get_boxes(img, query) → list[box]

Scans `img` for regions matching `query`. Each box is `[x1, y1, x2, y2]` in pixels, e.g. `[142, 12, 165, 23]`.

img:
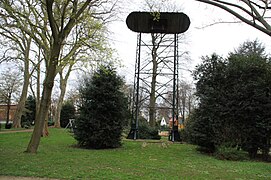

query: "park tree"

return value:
[74, 65, 128, 149]
[28, 48, 42, 130]
[230, 39, 267, 57]
[12, 36, 33, 128]
[188, 54, 227, 152]
[54, 18, 112, 128]
[0, 0, 117, 153]
[0, 68, 22, 128]
[226, 40, 271, 159]
[195, 0, 271, 36]
[188, 40, 271, 160]
[0, 12, 38, 128]
[27, 0, 99, 153]
[178, 80, 195, 125]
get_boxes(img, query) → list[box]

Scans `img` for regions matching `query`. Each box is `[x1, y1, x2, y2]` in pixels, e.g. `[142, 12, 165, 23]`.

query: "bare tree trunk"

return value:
[26, 69, 56, 152]
[54, 85, 66, 128]
[35, 53, 41, 125]
[13, 38, 32, 128]
[43, 107, 49, 137]
[13, 82, 28, 128]
[25, 43, 60, 153]
[25, 0, 91, 153]
[13, 67, 30, 128]
[54, 66, 71, 128]
[149, 68, 157, 127]
[5, 94, 11, 126]
[149, 34, 158, 127]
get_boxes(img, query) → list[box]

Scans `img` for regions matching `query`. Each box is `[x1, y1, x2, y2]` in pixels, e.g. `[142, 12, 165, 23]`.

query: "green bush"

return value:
[21, 95, 36, 127]
[74, 65, 128, 149]
[185, 110, 216, 153]
[138, 124, 161, 140]
[179, 129, 188, 142]
[214, 146, 249, 161]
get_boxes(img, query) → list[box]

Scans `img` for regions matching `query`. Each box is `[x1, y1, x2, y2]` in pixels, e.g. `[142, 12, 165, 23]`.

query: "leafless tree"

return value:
[0, 68, 22, 127]
[178, 80, 195, 124]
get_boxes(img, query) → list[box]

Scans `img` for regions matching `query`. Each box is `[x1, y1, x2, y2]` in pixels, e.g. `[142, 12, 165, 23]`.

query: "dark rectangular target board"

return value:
[126, 12, 190, 34]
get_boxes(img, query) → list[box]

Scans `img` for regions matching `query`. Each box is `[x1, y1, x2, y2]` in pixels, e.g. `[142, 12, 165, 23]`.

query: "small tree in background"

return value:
[0, 68, 22, 129]
[21, 95, 36, 128]
[60, 101, 75, 128]
[74, 65, 128, 149]
[137, 116, 161, 140]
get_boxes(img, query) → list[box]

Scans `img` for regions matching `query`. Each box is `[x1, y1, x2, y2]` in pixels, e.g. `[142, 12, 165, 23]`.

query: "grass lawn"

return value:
[0, 126, 31, 132]
[0, 129, 270, 179]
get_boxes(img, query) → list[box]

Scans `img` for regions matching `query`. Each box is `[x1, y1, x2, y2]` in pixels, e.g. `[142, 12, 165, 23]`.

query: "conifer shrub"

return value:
[21, 95, 36, 128]
[73, 65, 128, 149]
[137, 117, 161, 140]
[60, 101, 75, 128]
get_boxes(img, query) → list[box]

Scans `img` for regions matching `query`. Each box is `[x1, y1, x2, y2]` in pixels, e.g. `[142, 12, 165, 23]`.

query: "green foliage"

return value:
[188, 40, 271, 159]
[230, 39, 267, 58]
[60, 101, 75, 128]
[186, 109, 216, 153]
[225, 54, 271, 159]
[135, 116, 161, 140]
[138, 124, 161, 140]
[126, 117, 161, 140]
[74, 65, 129, 149]
[214, 146, 249, 161]
[21, 95, 36, 128]
[187, 54, 226, 152]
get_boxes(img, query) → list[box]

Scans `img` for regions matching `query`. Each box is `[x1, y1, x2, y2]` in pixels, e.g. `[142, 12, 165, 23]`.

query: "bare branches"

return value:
[61, 0, 91, 39]
[249, 0, 271, 9]
[196, 20, 243, 29]
[195, 0, 271, 36]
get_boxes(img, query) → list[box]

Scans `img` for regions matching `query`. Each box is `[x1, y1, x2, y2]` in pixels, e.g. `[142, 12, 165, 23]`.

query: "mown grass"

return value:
[0, 128, 270, 179]
[0, 126, 30, 132]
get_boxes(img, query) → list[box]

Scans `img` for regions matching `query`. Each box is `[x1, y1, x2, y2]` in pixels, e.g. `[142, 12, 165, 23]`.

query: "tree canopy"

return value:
[187, 40, 271, 160]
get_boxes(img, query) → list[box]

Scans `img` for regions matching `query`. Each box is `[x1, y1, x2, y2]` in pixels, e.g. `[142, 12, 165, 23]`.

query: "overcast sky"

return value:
[108, 0, 271, 83]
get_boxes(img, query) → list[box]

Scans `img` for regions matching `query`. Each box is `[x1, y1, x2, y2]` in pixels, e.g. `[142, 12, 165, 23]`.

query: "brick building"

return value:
[0, 104, 17, 123]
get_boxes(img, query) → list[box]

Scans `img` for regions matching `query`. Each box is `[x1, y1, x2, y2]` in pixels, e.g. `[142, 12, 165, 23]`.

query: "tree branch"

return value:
[195, 0, 271, 36]
[45, 0, 59, 39]
[62, 0, 92, 39]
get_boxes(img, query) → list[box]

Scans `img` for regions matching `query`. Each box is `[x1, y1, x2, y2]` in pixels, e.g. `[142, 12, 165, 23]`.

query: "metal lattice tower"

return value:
[126, 12, 190, 141]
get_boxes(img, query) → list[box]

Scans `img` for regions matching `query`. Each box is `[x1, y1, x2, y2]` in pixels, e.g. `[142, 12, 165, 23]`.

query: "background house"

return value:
[0, 104, 17, 124]
[169, 116, 184, 129]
